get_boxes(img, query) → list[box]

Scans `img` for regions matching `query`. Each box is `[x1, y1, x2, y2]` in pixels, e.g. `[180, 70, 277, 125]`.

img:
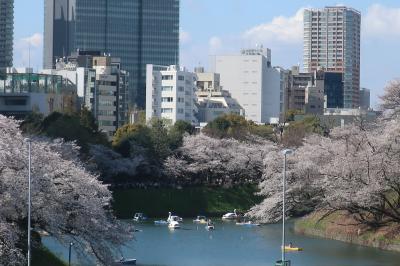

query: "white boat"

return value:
[167, 212, 183, 223]
[133, 213, 147, 222]
[114, 258, 137, 265]
[205, 225, 215, 230]
[193, 215, 207, 224]
[205, 223, 215, 230]
[222, 209, 238, 220]
[168, 221, 180, 229]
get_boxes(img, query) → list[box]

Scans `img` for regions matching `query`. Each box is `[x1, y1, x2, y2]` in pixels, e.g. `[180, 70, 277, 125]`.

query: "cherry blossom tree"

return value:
[380, 79, 400, 118]
[249, 118, 400, 228]
[165, 134, 276, 185]
[0, 115, 132, 265]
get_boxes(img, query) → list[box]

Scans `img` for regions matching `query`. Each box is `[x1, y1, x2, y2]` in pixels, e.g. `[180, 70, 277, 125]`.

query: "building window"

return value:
[162, 75, 173, 80]
[161, 108, 173, 113]
[5, 98, 27, 106]
[161, 97, 174, 102]
[178, 76, 185, 81]
[177, 97, 184, 102]
[178, 87, 184, 92]
[98, 110, 115, 116]
[178, 108, 184, 114]
[161, 86, 173, 92]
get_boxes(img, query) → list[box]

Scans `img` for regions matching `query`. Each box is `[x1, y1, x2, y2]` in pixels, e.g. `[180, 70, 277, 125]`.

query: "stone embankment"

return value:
[295, 211, 400, 252]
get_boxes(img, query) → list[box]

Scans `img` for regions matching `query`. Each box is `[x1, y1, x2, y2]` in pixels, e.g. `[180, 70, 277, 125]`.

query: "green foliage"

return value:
[172, 120, 195, 135]
[203, 113, 277, 141]
[112, 185, 262, 218]
[203, 114, 249, 139]
[20, 112, 44, 135]
[112, 119, 194, 163]
[42, 112, 108, 151]
[79, 107, 99, 133]
[248, 122, 276, 142]
[283, 115, 325, 147]
[136, 110, 146, 125]
[21, 110, 109, 152]
[288, 116, 324, 137]
[113, 124, 150, 148]
[149, 118, 172, 161]
[168, 120, 195, 150]
[285, 109, 304, 122]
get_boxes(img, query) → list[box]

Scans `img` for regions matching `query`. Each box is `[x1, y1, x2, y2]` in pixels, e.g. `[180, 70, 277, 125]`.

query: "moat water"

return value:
[43, 219, 400, 266]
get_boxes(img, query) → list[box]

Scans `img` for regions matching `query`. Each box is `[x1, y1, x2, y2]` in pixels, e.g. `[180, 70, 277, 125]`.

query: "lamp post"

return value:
[281, 149, 293, 266]
[26, 138, 32, 266]
[68, 242, 74, 266]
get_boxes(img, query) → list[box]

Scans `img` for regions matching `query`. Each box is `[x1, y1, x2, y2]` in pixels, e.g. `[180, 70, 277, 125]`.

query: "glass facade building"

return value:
[44, 0, 179, 108]
[324, 72, 344, 108]
[303, 6, 361, 108]
[0, 0, 13, 70]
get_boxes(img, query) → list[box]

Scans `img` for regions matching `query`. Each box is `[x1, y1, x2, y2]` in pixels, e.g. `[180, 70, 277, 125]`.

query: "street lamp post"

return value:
[68, 242, 74, 266]
[280, 149, 293, 266]
[26, 138, 32, 266]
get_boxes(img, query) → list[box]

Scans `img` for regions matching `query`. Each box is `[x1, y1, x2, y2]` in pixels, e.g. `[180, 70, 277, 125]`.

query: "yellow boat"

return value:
[283, 246, 303, 251]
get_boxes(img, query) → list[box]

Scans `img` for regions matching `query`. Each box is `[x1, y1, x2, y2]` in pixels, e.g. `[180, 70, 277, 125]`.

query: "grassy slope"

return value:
[32, 245, 67, 266]
[295, 211, 400, 252]
[112, 185, 262, 219]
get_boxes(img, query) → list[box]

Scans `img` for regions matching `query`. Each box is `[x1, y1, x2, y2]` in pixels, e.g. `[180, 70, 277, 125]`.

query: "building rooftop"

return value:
[305, 6, 361, 15]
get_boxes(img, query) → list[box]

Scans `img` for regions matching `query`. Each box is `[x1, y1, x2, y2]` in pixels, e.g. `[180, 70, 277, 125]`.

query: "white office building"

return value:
[146, 65, 198, 125]
[210, 47, 281, 124]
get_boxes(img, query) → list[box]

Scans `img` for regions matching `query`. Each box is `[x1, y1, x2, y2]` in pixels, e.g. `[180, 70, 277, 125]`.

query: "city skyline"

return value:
[12, 0, 400, 108]
[43, 0, 179, 108]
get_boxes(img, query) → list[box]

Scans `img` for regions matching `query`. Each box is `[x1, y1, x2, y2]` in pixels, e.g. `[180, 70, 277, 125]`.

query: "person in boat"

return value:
[207, 219, 213, 226]
[288, 242, 293, 248]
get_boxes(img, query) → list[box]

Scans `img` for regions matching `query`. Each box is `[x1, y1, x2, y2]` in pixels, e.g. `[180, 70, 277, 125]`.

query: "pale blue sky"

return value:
[13, 0, 400, 107]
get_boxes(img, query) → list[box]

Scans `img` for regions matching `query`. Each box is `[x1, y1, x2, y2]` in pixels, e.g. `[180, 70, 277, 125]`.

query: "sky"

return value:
[13, 0, 400, 108]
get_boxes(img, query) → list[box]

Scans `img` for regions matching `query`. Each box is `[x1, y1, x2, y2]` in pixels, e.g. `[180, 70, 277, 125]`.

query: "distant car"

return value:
[133, 213, 147, 222]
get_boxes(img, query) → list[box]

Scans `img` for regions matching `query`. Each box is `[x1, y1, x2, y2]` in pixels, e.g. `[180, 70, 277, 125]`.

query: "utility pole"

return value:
[27, 138, 32, 266]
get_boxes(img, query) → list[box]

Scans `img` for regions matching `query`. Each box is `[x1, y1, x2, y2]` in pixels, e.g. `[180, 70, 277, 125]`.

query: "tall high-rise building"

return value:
[303, 6, 361, 108]
[0, 0, 14, 70]
[43, 0, 180, 108]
